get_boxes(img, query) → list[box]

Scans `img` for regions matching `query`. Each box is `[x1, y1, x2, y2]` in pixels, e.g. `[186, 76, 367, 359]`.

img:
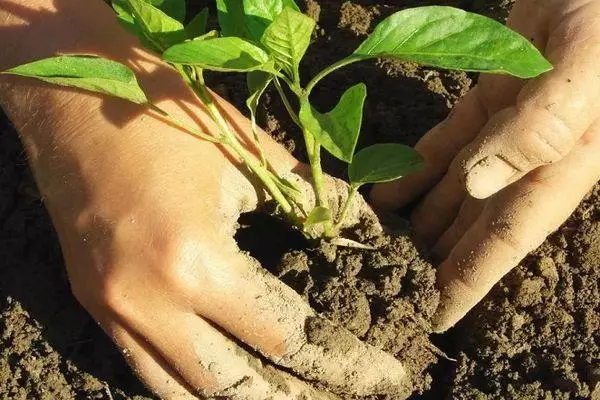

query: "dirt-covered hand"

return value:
[0, 0, 410, 397]
[371, 0, 600, 332]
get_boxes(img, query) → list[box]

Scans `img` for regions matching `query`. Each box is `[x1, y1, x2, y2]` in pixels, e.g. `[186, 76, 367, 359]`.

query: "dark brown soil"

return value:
[1, 0, 599, 399]
[236, 210, 440, 398]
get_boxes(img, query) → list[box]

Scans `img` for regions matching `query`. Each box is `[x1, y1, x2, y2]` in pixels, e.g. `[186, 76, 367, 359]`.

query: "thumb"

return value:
[460, 10, 600, 199]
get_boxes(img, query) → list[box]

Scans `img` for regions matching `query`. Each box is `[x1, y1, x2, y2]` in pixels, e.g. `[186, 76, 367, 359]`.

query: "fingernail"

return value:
[465, 156, 516, 199]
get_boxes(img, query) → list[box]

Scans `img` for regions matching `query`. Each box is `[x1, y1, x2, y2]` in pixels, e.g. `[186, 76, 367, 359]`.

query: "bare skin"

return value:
[372, 0, 600, 332]
[0, 0, 408, 398]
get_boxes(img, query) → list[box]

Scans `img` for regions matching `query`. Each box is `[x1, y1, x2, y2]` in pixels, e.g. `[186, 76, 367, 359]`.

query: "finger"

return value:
[106, 324, 198, 400]
[433, 121, 600, 332]
[411, 161, 467, 247]
[193, 241, 410, 398]
[370, 86, 488, 210]
[118, 302, 335, 400]
[461, 1, 600, 199]
[432, 196, 486, 259]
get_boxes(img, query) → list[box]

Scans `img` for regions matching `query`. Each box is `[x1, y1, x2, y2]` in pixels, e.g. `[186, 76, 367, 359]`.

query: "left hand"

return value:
[371, 0, 600, 332]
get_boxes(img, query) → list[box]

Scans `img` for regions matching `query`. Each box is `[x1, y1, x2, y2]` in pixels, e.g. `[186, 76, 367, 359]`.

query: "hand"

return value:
[371, 0, 600, 332]
[0, 0, 409, 397]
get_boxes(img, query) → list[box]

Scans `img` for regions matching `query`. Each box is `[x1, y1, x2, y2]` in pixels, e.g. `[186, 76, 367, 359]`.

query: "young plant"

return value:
[2, 0, 552, 240]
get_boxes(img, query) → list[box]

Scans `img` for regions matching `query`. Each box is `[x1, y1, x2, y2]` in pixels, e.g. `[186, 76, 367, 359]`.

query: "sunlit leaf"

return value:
[124, 0, 186, 51]
[163, 37, 272, 72]
[261, 8, 315, 81]
[353, 6, 552, 78]
[243, 0, 300, 41]
[299, 83, 367, 163]
[348, 144, 424, 186]
[2, 55, 148, 104]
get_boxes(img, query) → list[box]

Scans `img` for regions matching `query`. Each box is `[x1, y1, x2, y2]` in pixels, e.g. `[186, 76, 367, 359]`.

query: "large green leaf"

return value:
[261, 8, 315, 82]
[185, 8, 209, 39]
[163, 37, 272, 72]
[243, 0, 300, 41]
[299, 83, 367, 163]
[125, 0, 186, 51]
[216, 0, 252, 39]
[348, 144, 424, 186]
[2, 55, 148, 104]
[353, 6, 552, 78]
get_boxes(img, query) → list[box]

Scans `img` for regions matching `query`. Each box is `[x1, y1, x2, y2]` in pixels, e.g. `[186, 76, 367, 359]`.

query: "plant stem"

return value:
[304, 56, 361, 95]
[334, 184, 359, 232]
[273, 78, 301, 128]
[174, 65, 299, 222]
[148, 103, 220, 143]
[306, 138, 334, 237]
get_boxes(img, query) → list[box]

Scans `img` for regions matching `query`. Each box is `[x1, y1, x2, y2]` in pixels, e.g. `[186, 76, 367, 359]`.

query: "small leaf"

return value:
[246, 71, 273, 118]
[125, 0, 186, 51]
[243, 0, 300, 41]
[114, 0, 186, 22]
[353, 6, 551, 78]
[304, 206, 331, 227]
[273, 175, 304, 205]
[246, 71, 273, 166]
[163, 37, 271, 72]
[299, 83, 367, 163]
[348, 144, 424, 186]
[216, 0, 252, 39]
[191, 30, 219, 42]
[261, 8, 315, 81]
[185, 8, 209, 39]
[2, 55, 148, 104]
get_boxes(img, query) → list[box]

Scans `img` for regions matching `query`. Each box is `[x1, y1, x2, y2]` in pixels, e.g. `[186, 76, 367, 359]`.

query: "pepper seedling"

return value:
[2, 0, 552, 239]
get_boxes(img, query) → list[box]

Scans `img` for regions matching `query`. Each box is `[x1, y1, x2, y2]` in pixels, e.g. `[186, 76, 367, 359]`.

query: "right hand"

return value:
[0, 1, 410, 398]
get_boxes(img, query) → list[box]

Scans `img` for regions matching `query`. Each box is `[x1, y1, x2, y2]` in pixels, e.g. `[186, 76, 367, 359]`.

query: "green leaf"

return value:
[216, 0, 252, 39]
[125, 0, 186, 51]
[246, 71, 273, 118]
[163, 37, 271, 72]
[192, 30, 219, 42]
[348, 144, 424, 186]
[353, 6, 552, 78]
[148, 0, 185, 22]
[114, 0, 185, 22]
[2, 55, 148, 104]
[299, 83, 367, 163]
[243, 0, 300, 41]
[304, 206, 331, 227]
[185, 8, 209, 39]
[261, 8, 315, 82]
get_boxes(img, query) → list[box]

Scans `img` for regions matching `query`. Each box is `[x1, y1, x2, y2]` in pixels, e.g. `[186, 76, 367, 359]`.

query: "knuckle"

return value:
[153, 230, 205, 293]
[516, 104, 576, 165]
[95, 271, 131, 315]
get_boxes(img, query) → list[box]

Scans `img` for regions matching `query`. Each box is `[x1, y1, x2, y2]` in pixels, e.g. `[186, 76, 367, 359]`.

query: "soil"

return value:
[1, 1, 599, 400]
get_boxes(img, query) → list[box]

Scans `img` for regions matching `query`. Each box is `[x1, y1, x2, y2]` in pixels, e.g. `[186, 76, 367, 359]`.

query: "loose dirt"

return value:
[1, 0, 598, 399]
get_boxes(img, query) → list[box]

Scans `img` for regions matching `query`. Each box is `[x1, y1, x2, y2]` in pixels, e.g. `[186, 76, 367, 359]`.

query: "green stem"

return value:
[274, 78, 301, 128]
[304, 56, 361, 95]
[250, 113, 267, 166]
[334, 185, 359, 232]
[148, 103, 220, 143]
[307, 139, 334, 237]
[175, 65, 299, 223]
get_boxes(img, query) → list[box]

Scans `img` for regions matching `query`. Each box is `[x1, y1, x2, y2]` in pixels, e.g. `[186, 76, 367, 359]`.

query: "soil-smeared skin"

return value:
[257, 214, 440, 398]
[1, 0, 599, 399]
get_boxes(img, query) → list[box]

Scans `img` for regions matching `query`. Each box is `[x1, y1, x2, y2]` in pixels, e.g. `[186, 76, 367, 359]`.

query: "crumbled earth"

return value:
[2, 0, 599, 399]
[252, 214, 440, 398]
